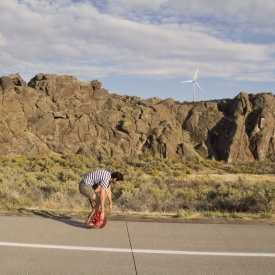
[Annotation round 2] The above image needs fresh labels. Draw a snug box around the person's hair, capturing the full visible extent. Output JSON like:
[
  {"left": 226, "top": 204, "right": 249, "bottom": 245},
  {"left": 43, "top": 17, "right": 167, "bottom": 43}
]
[{"left": 111, "top": 171, "right": 124, "bottom": 181}]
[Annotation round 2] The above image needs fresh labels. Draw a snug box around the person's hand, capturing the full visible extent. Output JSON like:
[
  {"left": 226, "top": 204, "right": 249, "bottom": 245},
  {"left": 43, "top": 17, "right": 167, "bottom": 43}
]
[{"left": 108, "top": 203, "right": 113, "bottom": 212}]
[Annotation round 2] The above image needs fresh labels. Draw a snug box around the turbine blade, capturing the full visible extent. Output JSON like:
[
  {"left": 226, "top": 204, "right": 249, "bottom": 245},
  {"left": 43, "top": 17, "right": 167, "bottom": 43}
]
[
  {"left": 194, "top": 67, "right": 199, "bottom": 80},
  {"left": 195, "top": 81, "right": 204, "bottom": 93},
  {"left": 181, "top": 80, "right": 193, "bottom": 83}
]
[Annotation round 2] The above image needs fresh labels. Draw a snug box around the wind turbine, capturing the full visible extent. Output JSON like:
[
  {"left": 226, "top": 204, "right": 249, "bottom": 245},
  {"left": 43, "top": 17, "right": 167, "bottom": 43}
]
[{"left": 181, "top": 68, "right": 204, "bottom": 102}]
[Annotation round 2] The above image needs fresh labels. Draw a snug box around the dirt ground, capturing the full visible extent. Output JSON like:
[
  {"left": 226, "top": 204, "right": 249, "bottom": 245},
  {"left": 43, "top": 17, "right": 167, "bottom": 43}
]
[{"left": 1, "top": 210, "right": 274, "bottom": 226}]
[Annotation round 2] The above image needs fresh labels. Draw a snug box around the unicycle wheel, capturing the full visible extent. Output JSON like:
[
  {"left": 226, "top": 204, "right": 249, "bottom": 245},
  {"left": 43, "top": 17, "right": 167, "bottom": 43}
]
[
  {"left": 94, "top": 211, "right": 107, "bottom": 228},
  {"left": 87, "top": 211, "right": 107, "bottom": 228}
]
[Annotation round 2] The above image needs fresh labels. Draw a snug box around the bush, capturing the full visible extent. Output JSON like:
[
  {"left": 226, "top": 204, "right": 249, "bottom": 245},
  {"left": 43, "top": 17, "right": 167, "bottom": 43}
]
[
  {"left": 0, "top": 155, "right": 274, "bottom": 217},
  {"left": 176, "top": 209, "right": 194, "bottom": 218}
]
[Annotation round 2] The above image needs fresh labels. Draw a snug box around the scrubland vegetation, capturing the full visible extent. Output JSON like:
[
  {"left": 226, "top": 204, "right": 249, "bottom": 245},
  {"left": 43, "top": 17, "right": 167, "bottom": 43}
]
[{"left": 0, "top": 154, "right": 274, "bottom": 220}]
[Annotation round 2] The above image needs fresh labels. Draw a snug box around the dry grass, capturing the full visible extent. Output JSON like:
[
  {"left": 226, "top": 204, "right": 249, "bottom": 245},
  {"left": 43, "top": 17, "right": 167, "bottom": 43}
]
[
  {"left": 0, "top": 155, "right": 274, "bottom": 221},
  {"left": 185, "top": 174, "right": 275, "bottom": 184}
]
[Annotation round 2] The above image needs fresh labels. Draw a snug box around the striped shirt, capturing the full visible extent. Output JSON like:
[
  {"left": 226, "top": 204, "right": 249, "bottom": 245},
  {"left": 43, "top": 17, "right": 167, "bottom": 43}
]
[{"left": 83, "top": 170, "right": 111, "bottom": 190}]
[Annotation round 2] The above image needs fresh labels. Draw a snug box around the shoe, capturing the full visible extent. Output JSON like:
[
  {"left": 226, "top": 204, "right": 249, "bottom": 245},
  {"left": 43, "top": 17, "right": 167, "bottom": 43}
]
[
  {"left": 91, "top": 220, "right": 103, "bottom": 229},
  {"left": 84, "top": 220, "right": 96, "bottom": 227}
]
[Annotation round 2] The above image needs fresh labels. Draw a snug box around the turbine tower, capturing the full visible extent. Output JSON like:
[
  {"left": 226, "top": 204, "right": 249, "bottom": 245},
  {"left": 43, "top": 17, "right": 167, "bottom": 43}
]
[{"left": 181, "top": 68, "right": 204, "bottom": 102}]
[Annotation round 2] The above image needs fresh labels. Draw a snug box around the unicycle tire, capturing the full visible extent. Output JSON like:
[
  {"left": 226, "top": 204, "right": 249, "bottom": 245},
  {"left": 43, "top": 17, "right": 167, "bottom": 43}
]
[{"left": 87, "top": 211, "right": 107, "bottom": 229}]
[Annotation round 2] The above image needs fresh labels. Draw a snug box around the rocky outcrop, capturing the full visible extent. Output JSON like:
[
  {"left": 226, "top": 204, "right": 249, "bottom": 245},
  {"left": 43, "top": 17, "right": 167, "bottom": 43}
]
[{"left": 0, "top": 73, "right": 274, "bottom": 162}]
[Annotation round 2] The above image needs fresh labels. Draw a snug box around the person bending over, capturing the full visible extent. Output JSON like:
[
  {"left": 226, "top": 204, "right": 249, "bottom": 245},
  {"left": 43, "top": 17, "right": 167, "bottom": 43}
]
[{"left": 79, "top": 170, "right": 123, "bottom": 228}]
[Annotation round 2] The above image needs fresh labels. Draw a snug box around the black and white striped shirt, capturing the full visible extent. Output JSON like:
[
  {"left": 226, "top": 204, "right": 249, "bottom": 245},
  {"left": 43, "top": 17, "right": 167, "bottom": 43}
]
[{"left": 83, "top": 170, "right": 111, "bottom": 190}]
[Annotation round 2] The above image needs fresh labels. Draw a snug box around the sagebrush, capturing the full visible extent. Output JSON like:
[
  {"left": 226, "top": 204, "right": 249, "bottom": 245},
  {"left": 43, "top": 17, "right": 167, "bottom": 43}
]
[{"left": 0, "top": 155, "right": 275, "bottom": 217}]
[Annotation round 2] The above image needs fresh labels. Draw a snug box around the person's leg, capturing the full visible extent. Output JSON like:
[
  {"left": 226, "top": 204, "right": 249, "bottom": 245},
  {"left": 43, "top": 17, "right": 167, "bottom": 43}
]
[
  {"left": 79, "top": 180, "right": 97, "bottom": 223},
  {"left": 87, "top": 192, "right": 100, "bottom": 222}
]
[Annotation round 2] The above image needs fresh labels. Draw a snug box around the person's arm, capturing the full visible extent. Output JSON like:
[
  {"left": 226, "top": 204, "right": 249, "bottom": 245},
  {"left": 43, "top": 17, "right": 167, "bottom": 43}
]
[
  {"left": 99, "top": 188, "right": 106, "bottom": 220},
  {"left": 106, "top": 185, "right": 113, "bottom": 212}
]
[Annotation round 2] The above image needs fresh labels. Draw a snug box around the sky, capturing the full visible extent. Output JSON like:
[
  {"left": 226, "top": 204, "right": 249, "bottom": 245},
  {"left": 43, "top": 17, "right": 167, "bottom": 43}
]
[{"left": 0, "top": 0, "right": 274, "bottom": 102}]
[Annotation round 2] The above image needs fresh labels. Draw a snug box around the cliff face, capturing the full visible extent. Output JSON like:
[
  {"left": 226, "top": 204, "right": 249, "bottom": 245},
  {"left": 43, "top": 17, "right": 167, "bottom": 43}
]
[{"left": 0, "top": 73, "right": 274, "bottom": 162}]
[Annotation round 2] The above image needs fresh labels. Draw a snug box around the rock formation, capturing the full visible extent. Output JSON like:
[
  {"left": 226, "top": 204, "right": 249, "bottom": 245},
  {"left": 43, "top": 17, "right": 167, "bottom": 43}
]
[{"left": 0, "top": 73, "right": 274, "bottom": 162}]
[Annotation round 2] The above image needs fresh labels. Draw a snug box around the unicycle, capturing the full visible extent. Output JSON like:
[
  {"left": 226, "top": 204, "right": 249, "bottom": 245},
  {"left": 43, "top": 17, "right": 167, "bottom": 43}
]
[{"left": 87, "top": 199, "right": 107, "bottom": 229}]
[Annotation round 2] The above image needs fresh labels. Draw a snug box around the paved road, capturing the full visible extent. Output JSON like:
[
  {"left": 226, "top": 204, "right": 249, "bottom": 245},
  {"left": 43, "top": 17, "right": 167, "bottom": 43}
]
[{"left": 0, "top": 215, "right": 274, "bottom": 275}]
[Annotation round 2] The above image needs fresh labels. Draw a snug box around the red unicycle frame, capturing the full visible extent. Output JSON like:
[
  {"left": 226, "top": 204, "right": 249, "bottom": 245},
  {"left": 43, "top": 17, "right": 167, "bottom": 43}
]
[{"left": 88, "top": 199, "right": 107, "bottom": 229}]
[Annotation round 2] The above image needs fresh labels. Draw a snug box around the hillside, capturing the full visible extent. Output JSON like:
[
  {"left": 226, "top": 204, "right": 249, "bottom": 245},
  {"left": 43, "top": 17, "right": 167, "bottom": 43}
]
[{"left": 1, "top": 73, "right": 275, "bottom": 163}]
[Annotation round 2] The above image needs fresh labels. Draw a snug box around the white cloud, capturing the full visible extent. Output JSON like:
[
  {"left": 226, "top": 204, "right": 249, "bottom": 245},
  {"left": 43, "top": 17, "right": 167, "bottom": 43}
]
[
  {"left": 0, "top": 52, "right": 13, "bottom": 66},
  {"left": 113, "top": 0, "right": 169, "bottom": 7},
  {"left": 0, "top": 32, "right": 8, "bottom": 46},
  {"left": 106, "top": 0, "right": 275, "bottom": 25},
  {"left": 0, "top": 0, "right": 274, "bottom": 84}
]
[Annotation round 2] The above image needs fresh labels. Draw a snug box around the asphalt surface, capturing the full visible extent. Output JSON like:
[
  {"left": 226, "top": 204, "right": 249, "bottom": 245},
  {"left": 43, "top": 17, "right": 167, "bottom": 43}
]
[{"left": 0, "top": 215, "right": 275, "bottom": 275}]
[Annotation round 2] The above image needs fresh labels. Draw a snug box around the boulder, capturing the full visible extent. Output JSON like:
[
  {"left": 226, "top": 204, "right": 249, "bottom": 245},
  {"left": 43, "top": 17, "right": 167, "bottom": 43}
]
[{"left": 0, "top": 73, "right": 275, "bottom": 162}]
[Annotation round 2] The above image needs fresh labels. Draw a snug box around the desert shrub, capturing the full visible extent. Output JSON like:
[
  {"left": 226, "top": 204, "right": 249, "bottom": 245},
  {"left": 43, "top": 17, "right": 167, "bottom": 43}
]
[
  {"left": 260, "top": 212, "right": 273, "bottom": 219},
  {"left": 123, "top": 156, "right": 146, "bottom": 168},
  {"left": 186, "top": 155, "right": 201, "bottom": 165},
  {"left": 100, "top": 157, "right": 126, "bottom": 171},
  {"left": 176, "top": 209, "right": 194, "bottom": 218},
  {"left": 173, "top": 170, "right": 182, "bottom": 177},
  {"left": 113, "top": 174, "right": 175, "bottom": 212},
  {"left": 229, "top": 212, "right": 243, "bottom": 219},
  {"left": 141, "top": 155, "right": 154, "bottom": 162},
  {"left": 202, "top": 211, "right": 213, "bottom": 217},
  {"left": 205, "top": 180, "right": 275, "bottom": 213},
  {"left": 224, "top": 160, "right": 275, "bottom": 175},
  {"left": 150, "top": 169, "right": 160, "bottom": 176},
  {"left": 0, "top": 155, "right": 275, "bottom": 216},
  {"left": 62, "top": 154, "right": 98, "bottom": 169}
]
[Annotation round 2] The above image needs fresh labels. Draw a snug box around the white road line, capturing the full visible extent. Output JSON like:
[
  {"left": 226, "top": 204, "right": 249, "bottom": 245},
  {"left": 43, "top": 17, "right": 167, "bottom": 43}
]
[{"left": 0, "top": 242, "right": 275, "bottom": 257}]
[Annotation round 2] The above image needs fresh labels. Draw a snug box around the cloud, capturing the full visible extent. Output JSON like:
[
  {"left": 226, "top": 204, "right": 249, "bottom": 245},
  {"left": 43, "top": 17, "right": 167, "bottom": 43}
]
[
  {"left": 104, "top": 0, "right": 275, "bottom": 25},
  {"left": 0, "top": 32, "right": 8, "bottom": 46},
  {"left": 0, "top": 0, "right": 274, "bottom": 83},
  {"left": 0, "top": 52, "right": 13, "bottom": 66}
]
